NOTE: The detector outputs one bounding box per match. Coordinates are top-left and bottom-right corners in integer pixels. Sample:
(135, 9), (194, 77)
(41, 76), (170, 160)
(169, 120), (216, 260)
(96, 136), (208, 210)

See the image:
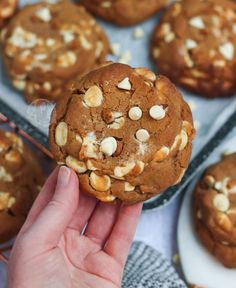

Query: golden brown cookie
(151, 0), (236, 98)
(80, 0), (168, 26)
(1, 1), (109, 103)
(0, 0), (17, 28)
(49, 63), (195, 204)
(193, 153), (236, 268)
(0, 130), (44, 243)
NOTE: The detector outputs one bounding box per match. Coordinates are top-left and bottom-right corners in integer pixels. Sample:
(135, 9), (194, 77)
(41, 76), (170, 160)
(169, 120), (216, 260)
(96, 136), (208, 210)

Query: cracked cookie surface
(49, 63), (195, 204)
(1, 0), (109, 103)
(151, 0), (236, 98)
(194, 153), (236, 267)
(0, 129), (44, 242)
(80, 0), (167, 26)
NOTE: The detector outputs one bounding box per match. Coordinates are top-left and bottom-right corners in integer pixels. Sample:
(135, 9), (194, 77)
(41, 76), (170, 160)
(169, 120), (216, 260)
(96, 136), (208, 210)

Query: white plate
(178, 133), (236, 288)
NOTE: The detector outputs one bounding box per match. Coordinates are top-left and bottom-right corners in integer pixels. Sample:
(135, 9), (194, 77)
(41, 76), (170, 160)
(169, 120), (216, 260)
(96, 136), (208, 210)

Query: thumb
(26, 166), (79, 248)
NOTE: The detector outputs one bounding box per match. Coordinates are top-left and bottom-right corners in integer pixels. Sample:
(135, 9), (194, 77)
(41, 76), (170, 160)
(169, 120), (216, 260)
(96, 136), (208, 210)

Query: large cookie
(80, 0), (167, 26)
(1, 1), (109, 103)
(194, 153), (236, 268)
(151, 0), (236, 98)
(0, 130), (44, 243)
(0, 0), (17, 28)
(49, 63), (195, 204)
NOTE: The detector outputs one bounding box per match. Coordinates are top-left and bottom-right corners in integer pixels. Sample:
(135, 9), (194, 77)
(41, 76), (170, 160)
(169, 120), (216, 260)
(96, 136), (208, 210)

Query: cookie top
(0, 130), (44, 242)
(151, 0), (236, 98)
(193, 153), (236, 267)
(0, 0), (17, 28)
(1, 0), (109, 103)
(80, 0), (167, 26)
(49, 63), (195, 204)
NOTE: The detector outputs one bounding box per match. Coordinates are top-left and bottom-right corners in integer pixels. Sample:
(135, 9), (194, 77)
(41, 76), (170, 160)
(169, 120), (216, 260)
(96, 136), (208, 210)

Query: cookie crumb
(118, 50), (132, 64)
(133, 27), (144, 39)
(110, 42), (121, 56)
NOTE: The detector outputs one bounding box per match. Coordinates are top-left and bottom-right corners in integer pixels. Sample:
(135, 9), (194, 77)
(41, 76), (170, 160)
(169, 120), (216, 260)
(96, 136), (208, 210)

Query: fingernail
(57, 166), (71, 188)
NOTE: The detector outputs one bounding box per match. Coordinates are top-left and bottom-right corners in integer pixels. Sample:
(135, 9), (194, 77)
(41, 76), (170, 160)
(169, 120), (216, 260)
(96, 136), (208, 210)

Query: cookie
(193, 153), (236, 267)
(0, 130), (44, 242)
(49, 63), (195, 204)
(80, 0), (167, 26)
(151, 0), (236, 98)
(0, 0), (17, 28)
(1, 1), (109, 103)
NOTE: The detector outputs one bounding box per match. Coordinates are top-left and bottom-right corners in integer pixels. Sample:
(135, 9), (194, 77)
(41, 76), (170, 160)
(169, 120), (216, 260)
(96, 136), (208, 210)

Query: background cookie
(0, 0), (17, 28)
(80, 0), (168, 26)
(49, 63), (195, 204)
(193, 153), (236, 268)
(151, 0), (236, 98)
(0, 130), (44, 243)
(1, 1), (109, 103)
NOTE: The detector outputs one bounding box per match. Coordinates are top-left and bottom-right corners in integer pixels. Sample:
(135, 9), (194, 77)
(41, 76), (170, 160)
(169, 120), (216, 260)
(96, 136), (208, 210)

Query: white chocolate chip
(86, 159), (97, 171)
(12, 79), (26, 91)
(153, 146), (170, 162)
(185, 39), (197, 50)
(204, 175), (215, 187)
(80, 35), (92, 50)
(90, 172), (111, 191)
(46, 38), (56, 47)
(133, 27), (144, 39)
(80, 132), (101, 160)
(60, 30), (75, 43)
(57, 51), (77, 67)
(136, 129), (150, 142)
(0, 192), (15, 211)
(95, 41), (104, 58)
(153, 47), (160, 59)
(128, 107), (142, 121)
(213, 194), (230, 212)
(101, 1), (111, 8)
(65, 156), (87, 173)
(8, 27), (37, 49)
(55, 122), (68, 146)
(164, 32), (175, 43)
(75, 134), (82, 143)
(0, 166), (13, 182)
(110, 42), (121, 56)
(135, 68), (156, 82)
(100, 137), (117, 156)
(35, 7), (52, 22)
(149, 105), (166, 120)
(114, 162), (136, 178)
(83, 85), (103, 108)
(117, 77), (132, 90)
(179, 130), (188, 151)
(34, 53), (47, 60)
(189, 16), (205, 29)
(43, 81), (52, 91)
(124, 182), (135, 192)
(219, 42), (234, 61)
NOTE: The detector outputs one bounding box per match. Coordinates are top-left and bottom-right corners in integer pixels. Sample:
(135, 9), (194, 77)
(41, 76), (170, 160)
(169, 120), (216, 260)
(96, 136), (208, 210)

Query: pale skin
(8, 166), (142, 288)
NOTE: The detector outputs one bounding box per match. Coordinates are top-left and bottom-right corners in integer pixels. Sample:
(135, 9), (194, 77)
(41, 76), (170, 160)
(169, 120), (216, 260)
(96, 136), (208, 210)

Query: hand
(8, 166), (142, 288)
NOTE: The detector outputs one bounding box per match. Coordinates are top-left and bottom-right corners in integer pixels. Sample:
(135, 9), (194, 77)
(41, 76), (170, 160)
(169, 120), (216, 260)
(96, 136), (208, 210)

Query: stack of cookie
(0, 129), (44, 242)
(193, 153), (236, 268)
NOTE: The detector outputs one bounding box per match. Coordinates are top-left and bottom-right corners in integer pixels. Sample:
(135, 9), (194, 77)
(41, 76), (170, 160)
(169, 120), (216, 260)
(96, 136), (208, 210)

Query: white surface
(178, 130), (236, 288)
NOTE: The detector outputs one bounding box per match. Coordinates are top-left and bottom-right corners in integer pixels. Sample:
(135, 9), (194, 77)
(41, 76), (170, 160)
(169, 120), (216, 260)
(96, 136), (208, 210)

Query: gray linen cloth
(122, 242), (187, 288)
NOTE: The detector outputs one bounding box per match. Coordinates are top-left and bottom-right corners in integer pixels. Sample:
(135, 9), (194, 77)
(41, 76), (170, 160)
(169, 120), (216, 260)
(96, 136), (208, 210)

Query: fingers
(84, 202), (121, 247)
(26, 166), (79, 248)
(20, 167), (59, 234)
(68, 192), (97, 232)
(104, 203), (142, 266)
